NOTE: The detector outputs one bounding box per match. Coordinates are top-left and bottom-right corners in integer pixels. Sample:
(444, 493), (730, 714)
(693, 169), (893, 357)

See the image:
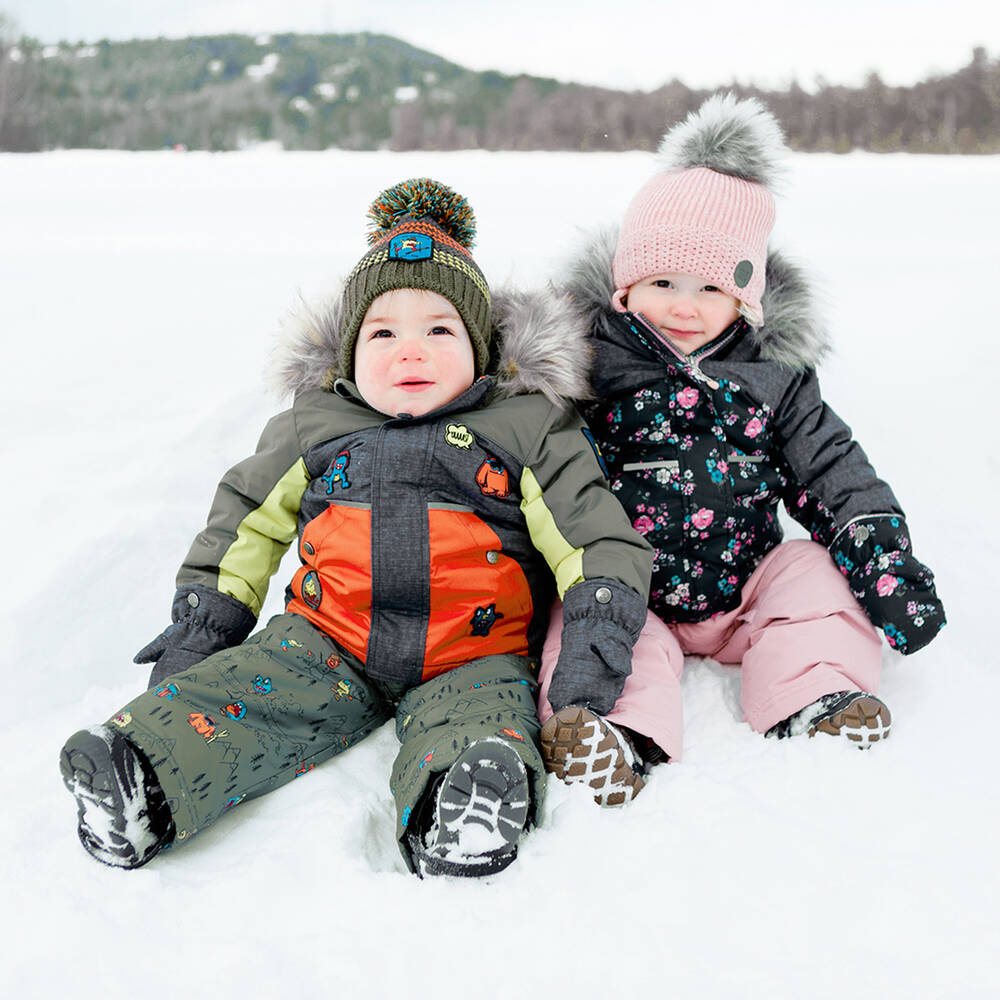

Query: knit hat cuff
(613, 224), (766, 326)
(340, 252), (492, 377)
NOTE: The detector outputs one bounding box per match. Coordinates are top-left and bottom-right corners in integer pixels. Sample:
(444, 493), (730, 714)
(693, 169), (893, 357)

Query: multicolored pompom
(366, 178), (477, 248)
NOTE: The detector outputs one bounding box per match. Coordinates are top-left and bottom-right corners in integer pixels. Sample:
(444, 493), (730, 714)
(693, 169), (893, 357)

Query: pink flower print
(692, 508), (714, 530)
(876, 574), (898, 597)
(633, 515), (655, 535)
(745, 417), (763, 438)
(677, 387), (699, 408)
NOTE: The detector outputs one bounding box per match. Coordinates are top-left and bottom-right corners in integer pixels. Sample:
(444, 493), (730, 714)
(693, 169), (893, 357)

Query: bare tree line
(1, 23), (996, 154)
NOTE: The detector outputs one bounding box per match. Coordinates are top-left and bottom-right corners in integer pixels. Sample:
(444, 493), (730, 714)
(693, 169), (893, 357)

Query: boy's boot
(765, 691), (891, 748)
(409, 738), (529, 878)
(540, 706), (646, 807)
(60, 726), (175, 869)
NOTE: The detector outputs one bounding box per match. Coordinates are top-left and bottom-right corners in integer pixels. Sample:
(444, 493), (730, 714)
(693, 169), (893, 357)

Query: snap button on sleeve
(595, 587), (612, 604)
(486, 550), (500, 564)
(187, 593), (200, 608)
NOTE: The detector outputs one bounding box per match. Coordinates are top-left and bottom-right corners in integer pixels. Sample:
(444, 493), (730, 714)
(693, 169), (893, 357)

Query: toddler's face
(614, 272), (741, 356)
(354, 289), (476, 418)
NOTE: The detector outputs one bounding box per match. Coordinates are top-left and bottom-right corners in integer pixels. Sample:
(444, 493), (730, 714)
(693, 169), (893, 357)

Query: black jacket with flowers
(567, 231), (945, 655)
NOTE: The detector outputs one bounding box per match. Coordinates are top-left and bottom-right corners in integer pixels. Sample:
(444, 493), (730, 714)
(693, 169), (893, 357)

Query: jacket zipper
(634, 314), (737, 390)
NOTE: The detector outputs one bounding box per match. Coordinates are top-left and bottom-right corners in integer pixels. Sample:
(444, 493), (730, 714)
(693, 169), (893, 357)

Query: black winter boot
(60, 726), (175, 868)
(408, 739), (530, 878)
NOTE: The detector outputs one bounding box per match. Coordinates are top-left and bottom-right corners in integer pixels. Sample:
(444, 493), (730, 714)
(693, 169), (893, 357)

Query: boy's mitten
(831, 516), (946, 655)
(134, 585), (257, 688)
(547, 578), (647, 716)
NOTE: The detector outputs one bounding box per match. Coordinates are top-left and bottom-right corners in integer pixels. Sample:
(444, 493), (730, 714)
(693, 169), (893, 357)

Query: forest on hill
(1, 25), (996, 153)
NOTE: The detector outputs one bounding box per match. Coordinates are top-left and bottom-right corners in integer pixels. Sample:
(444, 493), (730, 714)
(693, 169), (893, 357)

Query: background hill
(1, 27), (997, 153)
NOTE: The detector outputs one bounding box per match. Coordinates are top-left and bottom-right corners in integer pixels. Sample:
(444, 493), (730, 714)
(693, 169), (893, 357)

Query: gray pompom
(657, 93), (788, 190)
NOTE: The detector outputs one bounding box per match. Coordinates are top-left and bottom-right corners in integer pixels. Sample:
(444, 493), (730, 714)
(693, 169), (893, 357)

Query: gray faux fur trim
(267, 283), (592, 404)
(658, 93), (788, 191)
(560, 226), (830, 370)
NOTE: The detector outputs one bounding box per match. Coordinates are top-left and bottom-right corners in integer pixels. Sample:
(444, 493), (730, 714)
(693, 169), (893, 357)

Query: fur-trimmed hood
(562, 226), (830, 371)
(268, 283), (593, 404)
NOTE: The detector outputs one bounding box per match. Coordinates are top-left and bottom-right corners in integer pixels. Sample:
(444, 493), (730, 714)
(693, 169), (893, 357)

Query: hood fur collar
(268, 283), (593, 405)
(562, 227), (830, 370)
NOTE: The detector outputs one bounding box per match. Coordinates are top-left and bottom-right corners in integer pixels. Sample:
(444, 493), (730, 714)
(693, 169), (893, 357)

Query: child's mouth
(397, 379), (433, 392)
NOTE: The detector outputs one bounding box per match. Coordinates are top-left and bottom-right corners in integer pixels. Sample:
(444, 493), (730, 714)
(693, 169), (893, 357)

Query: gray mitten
(135, 585), (257, 689)
(547, 578), (647, 716)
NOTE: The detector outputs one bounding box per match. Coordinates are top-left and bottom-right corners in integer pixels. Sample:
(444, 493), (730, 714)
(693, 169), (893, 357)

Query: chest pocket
(287, 502), (374, 661)
(422, 505), (533, 680)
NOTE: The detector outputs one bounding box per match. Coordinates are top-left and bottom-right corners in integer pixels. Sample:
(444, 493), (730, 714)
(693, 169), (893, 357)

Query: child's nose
(670, 297), (697, 318)
(397, 336), (425, 361)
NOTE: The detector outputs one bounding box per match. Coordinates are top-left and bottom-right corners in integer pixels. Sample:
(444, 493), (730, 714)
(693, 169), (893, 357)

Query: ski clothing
(60, 725), (174, 869)
(88, 279), (650, 871)
(107, 615), (545, 871)
(137, 284), (649, 704)
(562, 230), (945, 655)
(540, 706), (647, 806)
(541, 539), (885, 759)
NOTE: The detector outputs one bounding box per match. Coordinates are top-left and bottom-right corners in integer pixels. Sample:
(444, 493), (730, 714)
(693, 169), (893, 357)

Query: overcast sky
(3, 0), (996, 91)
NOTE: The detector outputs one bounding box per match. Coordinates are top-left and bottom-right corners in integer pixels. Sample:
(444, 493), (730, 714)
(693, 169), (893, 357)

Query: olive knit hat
(612, 94), (786, 327)
(339, 178), (492, 377)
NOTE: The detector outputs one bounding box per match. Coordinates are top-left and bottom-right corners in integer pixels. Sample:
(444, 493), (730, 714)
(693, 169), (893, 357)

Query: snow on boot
(410, 739), (529, 878)
(540, 705), (646, 807)
(60, 726), (174, 869)
(765, 691), (891, 748)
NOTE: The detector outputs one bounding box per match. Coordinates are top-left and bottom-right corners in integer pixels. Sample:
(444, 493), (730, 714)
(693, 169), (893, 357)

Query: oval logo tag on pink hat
(734, 260), (754, 288)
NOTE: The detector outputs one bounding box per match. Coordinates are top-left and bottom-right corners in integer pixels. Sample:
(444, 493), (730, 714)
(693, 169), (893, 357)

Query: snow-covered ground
(1, 147), (996, 998)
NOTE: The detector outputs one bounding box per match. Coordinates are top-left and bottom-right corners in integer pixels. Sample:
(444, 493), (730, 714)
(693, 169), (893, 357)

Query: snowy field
(1, 147), (997, 998)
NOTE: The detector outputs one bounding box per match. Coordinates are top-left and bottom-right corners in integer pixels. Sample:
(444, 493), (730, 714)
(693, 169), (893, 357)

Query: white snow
(1, 147), (996, 998)
(246, 52), (279, 81)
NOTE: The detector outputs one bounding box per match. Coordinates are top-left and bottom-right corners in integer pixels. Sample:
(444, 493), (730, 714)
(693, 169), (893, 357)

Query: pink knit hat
(612, 95), (786, 327)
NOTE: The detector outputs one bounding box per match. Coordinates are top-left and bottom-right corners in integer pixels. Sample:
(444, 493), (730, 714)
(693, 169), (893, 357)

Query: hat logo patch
(389, 232), (433, 260)
(734, 260), (754, 288)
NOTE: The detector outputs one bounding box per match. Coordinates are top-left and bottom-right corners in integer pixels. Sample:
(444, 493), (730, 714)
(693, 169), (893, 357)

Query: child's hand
(133, 586), (257, 689)
(832, 517), (946, 655)
(547, 579), (646, 715)
(134, 626), (211, 688)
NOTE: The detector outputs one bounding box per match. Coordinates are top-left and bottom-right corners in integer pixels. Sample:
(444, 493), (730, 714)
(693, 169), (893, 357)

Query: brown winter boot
(808, 692), (892, 747)
(540, 706), (646, 807)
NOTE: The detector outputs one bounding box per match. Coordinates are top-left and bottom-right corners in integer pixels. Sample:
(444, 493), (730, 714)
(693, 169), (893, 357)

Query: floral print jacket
(566, 233), (945, 655)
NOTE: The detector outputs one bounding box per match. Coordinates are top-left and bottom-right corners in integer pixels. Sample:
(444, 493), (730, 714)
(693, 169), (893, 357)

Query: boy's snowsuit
(111, 285), (652, 870)
(539, 232), (945, 753)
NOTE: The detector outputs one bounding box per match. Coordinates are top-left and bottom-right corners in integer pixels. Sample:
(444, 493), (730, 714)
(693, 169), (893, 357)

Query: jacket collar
(269, 285), (591, 406)
(332, 375), (494, 421)
(561, 226), (831, 371)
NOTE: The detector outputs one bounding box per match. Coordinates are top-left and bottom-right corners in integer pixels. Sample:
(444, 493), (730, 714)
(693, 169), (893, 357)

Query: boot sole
(540, 706), (645, 806)
(809, 694), (891, 748)
(60, 728), (166, 869)
(417, 740), (529, 877)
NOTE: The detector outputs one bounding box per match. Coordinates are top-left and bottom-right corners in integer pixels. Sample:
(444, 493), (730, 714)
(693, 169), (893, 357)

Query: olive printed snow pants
(107, 613), (546, 870)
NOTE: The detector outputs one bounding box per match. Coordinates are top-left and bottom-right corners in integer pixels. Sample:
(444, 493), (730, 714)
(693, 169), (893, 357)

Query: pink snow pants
(538, 540), (882, 760)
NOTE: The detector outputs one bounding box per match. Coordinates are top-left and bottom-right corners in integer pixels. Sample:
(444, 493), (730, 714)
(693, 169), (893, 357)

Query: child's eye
(702, 285), (723, 293)
(653, 280), (674, 289)
(429, 326), (454, 336)
(369, 328), (394, 339)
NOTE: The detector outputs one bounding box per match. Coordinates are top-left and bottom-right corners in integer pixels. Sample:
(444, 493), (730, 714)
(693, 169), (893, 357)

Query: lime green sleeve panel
(519, 466), (585, 599)
(216, 457), (310, 615)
